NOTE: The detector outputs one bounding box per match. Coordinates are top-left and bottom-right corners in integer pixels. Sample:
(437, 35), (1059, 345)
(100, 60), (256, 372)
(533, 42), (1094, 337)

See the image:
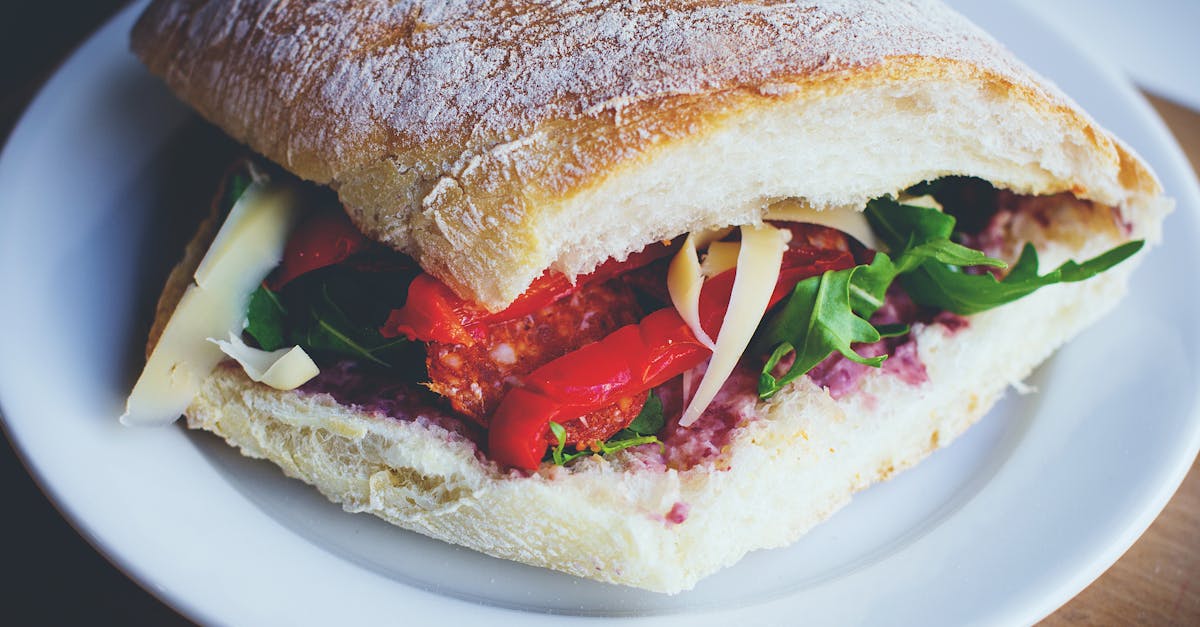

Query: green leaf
(545, 392), (667, 466)
(902, 239), (1008, 270)
(222, 171), (252, 213)
(847, 252), (898, 318)
(597, 432), (662, 456)
(758, 342), (795, 399)
(866, 197), (1007, 273)
(269, 265), (413, 368)
(298, 285), (403, 367)
(1057, 240), (1145, 281)
(548, 421), (570, 466)
(245, 285), (287, 351)
(866, 196), (1142, 316)
(756, 266), (886, 399)
(901, 240), (1143, 315)
(874, 323), (911, 339)
(626, 391), (664, 435)
(866, 198), (956, 250)
(752, 192), (1141, 399)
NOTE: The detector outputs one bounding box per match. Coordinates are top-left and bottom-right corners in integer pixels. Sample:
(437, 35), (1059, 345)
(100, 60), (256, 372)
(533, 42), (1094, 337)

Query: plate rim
(1, 1), (1198, 625)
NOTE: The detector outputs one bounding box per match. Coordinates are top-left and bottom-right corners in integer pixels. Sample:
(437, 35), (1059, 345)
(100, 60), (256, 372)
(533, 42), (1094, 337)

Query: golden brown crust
(132, 0), (1162, 309)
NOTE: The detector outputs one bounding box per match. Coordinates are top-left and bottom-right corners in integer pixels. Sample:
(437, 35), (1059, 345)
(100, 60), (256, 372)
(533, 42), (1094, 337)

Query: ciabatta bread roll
(127, 0), (1170, 593)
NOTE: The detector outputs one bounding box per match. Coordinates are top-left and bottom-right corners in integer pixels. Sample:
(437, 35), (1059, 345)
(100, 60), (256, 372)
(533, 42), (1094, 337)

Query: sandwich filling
(129, 164), (1142, 472)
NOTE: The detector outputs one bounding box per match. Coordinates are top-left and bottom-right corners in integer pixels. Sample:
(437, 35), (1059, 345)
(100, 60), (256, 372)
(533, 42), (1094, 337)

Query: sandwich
(123, 0), (1170, 593)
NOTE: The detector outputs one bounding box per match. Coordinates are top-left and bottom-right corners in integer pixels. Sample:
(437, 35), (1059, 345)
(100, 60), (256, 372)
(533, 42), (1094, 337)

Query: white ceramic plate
(1017, 0), (1200, 112)
(2, 1), (1198, 625)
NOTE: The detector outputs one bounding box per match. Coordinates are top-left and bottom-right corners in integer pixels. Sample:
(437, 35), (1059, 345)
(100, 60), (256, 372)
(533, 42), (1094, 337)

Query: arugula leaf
(626, 392), (665, 435)
(548, 421), (575, 466)
(756, 194), (1143, 398)
(874, 323), (911, 339)
(245, 285), (287, 351)
(865, 198), (1007, 273)
(867, 196), (1142, 315)
(900, 239), (1008, 272)
(900, 240), (1144, 315)
(222, 171), (252, 213)
(296, 284), (406, 367)
(595, 432), (662, 456)
(867, 198), (956, 249)
(546, 391), (666, 466)
(847, 252), (898, 318)
(755, 265), (886, 398)
(256, 264), (413, 368)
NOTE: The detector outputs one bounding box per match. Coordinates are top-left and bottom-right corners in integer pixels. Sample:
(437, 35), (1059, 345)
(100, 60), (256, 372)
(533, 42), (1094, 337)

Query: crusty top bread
(131, 0), (1161, 310)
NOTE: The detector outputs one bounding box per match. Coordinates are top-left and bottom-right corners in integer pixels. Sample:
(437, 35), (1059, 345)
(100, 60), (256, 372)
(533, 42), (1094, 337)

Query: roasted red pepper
(490, 308), (709, 469)
(381, 243), (676, 345)
(488, 246), (855, 470)
(267, 210), (371, 289)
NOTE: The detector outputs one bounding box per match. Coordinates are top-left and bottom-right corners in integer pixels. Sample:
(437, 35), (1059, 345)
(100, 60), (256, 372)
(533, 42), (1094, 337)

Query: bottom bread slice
(183, 222), (1141, 594)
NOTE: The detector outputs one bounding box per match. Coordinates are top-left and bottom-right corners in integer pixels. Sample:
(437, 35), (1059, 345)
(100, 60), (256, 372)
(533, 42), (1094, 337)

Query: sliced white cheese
(701, 241), (741, 277)
(690, 226), (735, 248)
(680, 224), (788, 427)
(194, 184), (298, 290)
(209, 333), (320, 391)
(668, 234), (717, 349)
(896, 193), (944, 211)
(681, 367), (696, 405)
(121, 182), (302, 426)
(764, 198), (881, 250)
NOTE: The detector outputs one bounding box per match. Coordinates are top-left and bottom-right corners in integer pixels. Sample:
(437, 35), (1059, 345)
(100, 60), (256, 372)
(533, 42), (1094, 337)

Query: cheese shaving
(680, 224), (788, 427)
(701, 241), (741, 277)
(681, 368), (697, 406)
(121, 182), (301, 425)
(765, 198), (880, 250)
(896, 193), (944, 211)
(210, 333), (320, 391)
(668, 234), (717, 349)
(691, 226), (735, 248)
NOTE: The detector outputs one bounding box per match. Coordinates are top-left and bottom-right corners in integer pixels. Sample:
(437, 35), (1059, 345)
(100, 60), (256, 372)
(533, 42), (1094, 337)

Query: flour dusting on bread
(134, 0), (1038, 159)
(132, 0), (1156, 309)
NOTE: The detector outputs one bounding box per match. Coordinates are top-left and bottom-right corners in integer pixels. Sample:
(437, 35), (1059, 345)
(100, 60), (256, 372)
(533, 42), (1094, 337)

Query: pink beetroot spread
(652, 364), (762, 470)
(300, 360), (763, 472)
(665, 502), (690, 524)
(800, 287), (968, 400)
(300, 361), (485, 445)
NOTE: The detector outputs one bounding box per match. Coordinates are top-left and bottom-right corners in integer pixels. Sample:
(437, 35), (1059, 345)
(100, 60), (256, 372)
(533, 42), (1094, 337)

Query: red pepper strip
(695, 248), (855, 339)
(382, 274), (479, 344)
(489, 309), (711, 469)
(267, 210), (370, 290)
(488, 248), (855, 470)
(381, 243), (676, 345)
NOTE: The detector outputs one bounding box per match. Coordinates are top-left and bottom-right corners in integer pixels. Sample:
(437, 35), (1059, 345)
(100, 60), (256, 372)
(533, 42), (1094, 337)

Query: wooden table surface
(0, 3), (1197, 625)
